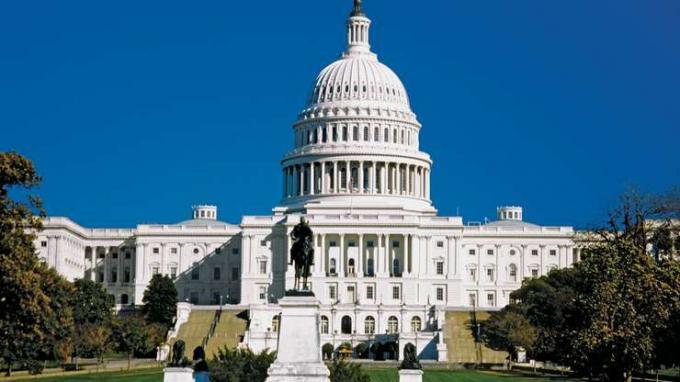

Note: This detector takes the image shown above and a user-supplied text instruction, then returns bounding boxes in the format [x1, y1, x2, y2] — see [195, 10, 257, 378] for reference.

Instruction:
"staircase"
[444, 311, 506, 364]
[171, 308, 248, 360]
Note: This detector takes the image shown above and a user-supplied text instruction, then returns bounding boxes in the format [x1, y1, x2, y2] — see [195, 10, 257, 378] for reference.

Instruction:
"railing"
[201, 307, 223, 349]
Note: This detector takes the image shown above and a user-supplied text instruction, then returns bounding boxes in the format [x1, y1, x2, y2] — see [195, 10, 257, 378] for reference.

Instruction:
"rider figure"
[290, 216, 314, 289]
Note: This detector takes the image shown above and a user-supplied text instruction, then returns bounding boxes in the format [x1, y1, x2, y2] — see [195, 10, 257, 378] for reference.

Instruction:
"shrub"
[355, 343, 369, 359]
[322, 343, 334, 360]
[209, 347, 275, 382]
[328, 359, 369, 382]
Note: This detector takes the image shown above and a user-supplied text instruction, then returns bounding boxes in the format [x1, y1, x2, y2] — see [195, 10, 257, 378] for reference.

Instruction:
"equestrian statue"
[289, 217, 314, 290]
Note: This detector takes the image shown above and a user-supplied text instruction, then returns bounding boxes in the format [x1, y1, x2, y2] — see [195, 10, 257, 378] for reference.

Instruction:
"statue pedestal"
[265, 293, 330, 382]
[399, 369, 424, 382]
[163, 367, 194, 382]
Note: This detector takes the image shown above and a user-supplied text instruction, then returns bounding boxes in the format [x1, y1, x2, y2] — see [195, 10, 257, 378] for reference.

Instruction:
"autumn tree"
[481, 304, 537, 368]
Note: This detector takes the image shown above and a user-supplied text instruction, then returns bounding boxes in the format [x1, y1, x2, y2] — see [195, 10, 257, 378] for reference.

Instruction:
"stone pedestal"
[194, 371, 210, 382]
[399, 369, 424, 382]
[265, 293, 330, 382]
[163, 367, 194, 382]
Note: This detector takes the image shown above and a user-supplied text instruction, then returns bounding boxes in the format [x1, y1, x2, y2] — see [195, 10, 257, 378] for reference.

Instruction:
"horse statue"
[290, 217, 314, 290]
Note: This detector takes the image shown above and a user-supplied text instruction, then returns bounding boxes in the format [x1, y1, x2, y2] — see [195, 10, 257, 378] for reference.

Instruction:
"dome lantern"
[345, 0, 372, 57]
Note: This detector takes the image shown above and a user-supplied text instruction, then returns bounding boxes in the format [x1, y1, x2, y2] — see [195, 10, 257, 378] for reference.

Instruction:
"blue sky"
[1, 0, 678, 229]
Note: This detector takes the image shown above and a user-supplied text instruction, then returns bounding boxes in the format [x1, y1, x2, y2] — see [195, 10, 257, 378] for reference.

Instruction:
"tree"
[0, 152, 63, 376]
[481, 304, 537, 368]
[82, 325, 111, 366]
[354, 342, 369, 359]
[72, 278, 114, 327]
[142, 274, 178, 329]
[328, 359, 370, 382]
[113, 316, 162, 370]
[322, 343, 334, 360]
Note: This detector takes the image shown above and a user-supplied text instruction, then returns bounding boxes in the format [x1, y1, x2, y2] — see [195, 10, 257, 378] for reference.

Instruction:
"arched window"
[330, 259, 337, 275]
[341, 316, 352, 334]
[411, 316, 422, 332]
[384, 128, 389, 142]
[387, 316, 399, 334]
[342, 126, 348, 141]
[272, 315, 280, 333]
[320, 315, 329, 334]
[392, 258, 400, 276]
[364, 316, 375, 334]
[353, 126, 358, 141]
[364, 126, 369, 141]
[374, 127, 379, 141]
[509, 264, 518, 282]
[120, 294, 129, 305]
[348, 259, 355, 275]
[401, 130, 405, 144]
[367, 258, 374, 276]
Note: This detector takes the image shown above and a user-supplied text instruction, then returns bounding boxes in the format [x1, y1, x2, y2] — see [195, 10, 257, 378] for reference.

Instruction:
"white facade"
[34, 1, 580, 360]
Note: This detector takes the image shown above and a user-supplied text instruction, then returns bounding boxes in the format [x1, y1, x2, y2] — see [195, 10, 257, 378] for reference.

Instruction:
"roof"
[484, 220, 541, 229]
[173, 218, 238, 228]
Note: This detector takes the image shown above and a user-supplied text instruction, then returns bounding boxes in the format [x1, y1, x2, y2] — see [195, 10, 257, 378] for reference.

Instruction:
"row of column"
[283, 161, 430, 199]
[88, 246, 133, 285]
[295, 124, 419, 149]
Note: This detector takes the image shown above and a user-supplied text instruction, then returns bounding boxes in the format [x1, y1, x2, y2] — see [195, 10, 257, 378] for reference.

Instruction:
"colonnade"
[282, 160, 430, 199]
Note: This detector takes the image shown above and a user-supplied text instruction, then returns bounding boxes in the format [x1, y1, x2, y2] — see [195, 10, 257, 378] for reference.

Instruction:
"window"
[367, 241, 374, 248]
[436, 261, 444, 275]
[469, 267, 477, 281]
[124, 267, 131, 283]
[509, 264, 517, 282]
[41, 241, 47, 247]
[436, 241, 444, 248]
[212, 292, 221, 305]
[98, 252, 105, 259]
[367, 258, 374, 276]
[392, 241, 400, 248]
[487, 293, 496, 307]
[510, 249, 516, 256]
[387, 316, 399, 334]
[213, 267, 221, 281]
[487, 268, 494, 282]
[261, 240, 268, 247]
[152, 266, 160, 276]
[272, 316, 280, 333]
[190, 292, 199, 304]
[111, 267, 117, 283]
[531, 268, 539, 278]
[347, 285, 356, 302]
[348, 241, 356, 247]
[121, 294, 129, 305]
[191, 264, 199, 280]
[258, 286, 267, 301]
[259, 260, 267, 274]
[366, 285, 374, 299]
[112, 252, 118, 259]
[329, 259, 337, 275]
[170, 267, 177, 280]
[329, 241, 337, 247]
[347, 259, 355, 275]
[215, 247, 221, 254]
[125, 252, 131, 259]
[232, 247, 240, 255]
[98, 271, 104, 283]
[487, 249, 494, 255]
[320, 316, 329, 334]
[532, 249, 539, 256]
[232, 267, 239, 280]
[193, 248, 199, 254]
[392, 286, 400, 300]
[364, 316, 375, 334]
[153, 248, 160, 254]
[329, 285, 337, 300]
[171, 248, 178, 254]
[392, 258, 400, 276]
[411, 316, 422, 332]
[341, 316, 352, 334]
[550, 249, 557, 256]
[436, 287, 444, 301]
[469, 249, 476, 255]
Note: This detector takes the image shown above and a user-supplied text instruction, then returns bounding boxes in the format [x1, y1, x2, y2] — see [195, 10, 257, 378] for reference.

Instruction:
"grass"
[2, 368, 163, 382]
[365, 369, 578, 382]
[5, 368, 580, 382]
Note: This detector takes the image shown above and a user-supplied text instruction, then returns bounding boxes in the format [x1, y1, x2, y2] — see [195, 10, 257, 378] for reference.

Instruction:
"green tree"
[0, 152, 65, 376]
[113, 316, 162, 370]
[322, 343, 334, 360]
[72, 278, 114, 326]
[142, 274, 178, 329]
[328, 359, 369, 382]
[481, 304, 537, 368]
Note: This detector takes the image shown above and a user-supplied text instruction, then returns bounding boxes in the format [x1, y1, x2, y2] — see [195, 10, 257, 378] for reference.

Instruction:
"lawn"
[4, 368, 579, 382]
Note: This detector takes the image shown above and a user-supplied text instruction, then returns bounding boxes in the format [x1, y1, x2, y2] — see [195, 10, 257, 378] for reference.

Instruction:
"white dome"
[307, 56, 410, 108]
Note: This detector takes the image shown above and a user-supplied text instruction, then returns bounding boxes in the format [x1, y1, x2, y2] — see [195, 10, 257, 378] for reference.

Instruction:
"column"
[321, 162, 326, 194]
[282, 168, 287, 198]
[299, 165, 304, 196]
[447, 236, 456, 277]
[292, 166, 298, 197]
[358, 234, 364, 276]
[345, 161, 351, 192]
[494, 244, 500, 285]
[242, 235, 252, 274]
[539, 245, 545, 276]
[520, 245, 527, 280]
[333, 161, 338, 193]
[370, 162, 377, 194]
[396, 163, 401, 195]
[91, 246, 97, 281]
[339, 234, 345, 276]
[310, 162, 315, 195]
[382, 234, 389, 275]
[425, 169, 430, 199]
[359, 161, 364, 193]
[320, 234, 326, 275]
[405, 165, 411, 196]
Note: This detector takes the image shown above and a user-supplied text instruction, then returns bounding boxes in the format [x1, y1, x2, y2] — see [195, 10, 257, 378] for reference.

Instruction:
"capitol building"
[35, 1, 579, 361]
